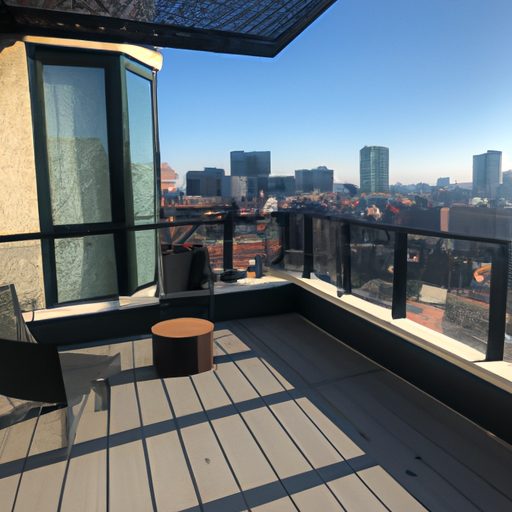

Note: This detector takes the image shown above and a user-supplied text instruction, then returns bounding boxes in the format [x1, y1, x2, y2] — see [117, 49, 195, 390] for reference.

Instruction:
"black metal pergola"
[0, 0, 338, 57]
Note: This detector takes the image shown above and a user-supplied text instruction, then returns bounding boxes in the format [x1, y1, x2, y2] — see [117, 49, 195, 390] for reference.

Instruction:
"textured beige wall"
[0, 40, 40, 234]
[0, 40, 45, 309]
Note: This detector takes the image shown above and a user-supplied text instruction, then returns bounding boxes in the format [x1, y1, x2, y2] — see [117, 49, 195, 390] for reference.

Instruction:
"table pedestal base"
[151, 318, 214, 378]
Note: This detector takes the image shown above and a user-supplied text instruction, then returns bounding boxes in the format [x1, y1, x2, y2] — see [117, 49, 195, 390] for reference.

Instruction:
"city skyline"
[157, 0, 512, 187]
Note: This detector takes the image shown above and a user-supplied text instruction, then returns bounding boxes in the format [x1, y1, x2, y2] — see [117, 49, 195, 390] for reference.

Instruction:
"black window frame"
[27, 44, 160, 307]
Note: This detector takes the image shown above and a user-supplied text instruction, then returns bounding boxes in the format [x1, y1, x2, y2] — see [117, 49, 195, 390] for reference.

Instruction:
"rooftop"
[3, 312, 512, 511]
[2, 9, 512, 512]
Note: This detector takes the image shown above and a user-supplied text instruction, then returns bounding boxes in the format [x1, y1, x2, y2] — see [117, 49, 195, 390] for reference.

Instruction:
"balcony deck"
[1, 313, 512, 512]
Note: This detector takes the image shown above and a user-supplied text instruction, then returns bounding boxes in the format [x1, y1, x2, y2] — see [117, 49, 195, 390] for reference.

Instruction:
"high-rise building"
[230, 176, 258, 201]
[498, 169, 512, 201]
[230, 151, 271, 177]
[186, 167, 225, 197]
[359, 146, 389, 194]
[295, 170, 314, 194]
[295, 166, 333, 194]
[472, 150, 502, 199]
[437, 177, 450, 188]
[268, 176, 296, 198]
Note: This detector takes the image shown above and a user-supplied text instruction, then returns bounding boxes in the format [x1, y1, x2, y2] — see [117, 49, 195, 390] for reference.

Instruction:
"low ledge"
[27, 282, 297, 345]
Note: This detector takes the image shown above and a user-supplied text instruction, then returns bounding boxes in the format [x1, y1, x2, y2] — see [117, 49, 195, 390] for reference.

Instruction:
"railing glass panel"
[233, 218, 267, 270]
[350, 226, 394, 308]
[279, 213, 304, 272]
[313, 218, 338, 286]
[405, 235, 495, 357]
[160, 221, 224, 269]
[264, 217, 282, 268]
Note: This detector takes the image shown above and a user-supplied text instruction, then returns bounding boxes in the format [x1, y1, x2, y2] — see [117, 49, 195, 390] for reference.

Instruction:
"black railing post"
[392, 232, 408, 319]
[303, 214, 314, 278]
[283, 212, 291, 253]
[223, 211, 234, 270]
[335, 221, 342, 297]
[486, 243, 508, 361]
[341, 223, 352, 295]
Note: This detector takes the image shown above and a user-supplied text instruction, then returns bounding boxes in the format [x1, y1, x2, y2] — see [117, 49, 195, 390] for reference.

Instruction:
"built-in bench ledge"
[21, 276, 291, 324]
[270, 267, 512, 396]
[214, 274, 288, 294]
[23, 285, 160, 322]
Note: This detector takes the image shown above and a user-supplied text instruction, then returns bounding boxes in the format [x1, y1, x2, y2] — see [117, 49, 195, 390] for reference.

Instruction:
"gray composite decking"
[1, 312, 512, 511]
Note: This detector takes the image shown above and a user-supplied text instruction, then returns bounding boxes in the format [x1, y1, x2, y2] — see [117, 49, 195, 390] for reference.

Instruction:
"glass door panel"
[125, 69, 157, 290]
[43, 65, 112, 225]
[42, 64, 118, 302]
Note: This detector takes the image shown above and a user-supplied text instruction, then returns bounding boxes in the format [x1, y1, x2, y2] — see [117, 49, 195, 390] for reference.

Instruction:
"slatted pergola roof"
[0, 0, 338, 57]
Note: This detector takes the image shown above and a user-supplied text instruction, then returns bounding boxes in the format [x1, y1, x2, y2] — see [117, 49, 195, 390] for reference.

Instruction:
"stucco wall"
[0, 40, 45, 310]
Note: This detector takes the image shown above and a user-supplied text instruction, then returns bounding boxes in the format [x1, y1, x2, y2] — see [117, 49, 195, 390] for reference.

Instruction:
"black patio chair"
[0, 284, 121, 439]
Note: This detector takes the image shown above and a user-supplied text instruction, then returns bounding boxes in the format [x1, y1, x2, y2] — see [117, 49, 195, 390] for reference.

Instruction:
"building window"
[28, 45, 158, 306]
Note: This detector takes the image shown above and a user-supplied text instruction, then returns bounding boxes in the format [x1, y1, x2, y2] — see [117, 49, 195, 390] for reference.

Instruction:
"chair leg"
[65, 393, 89, 457]
[92, 379, 108, 412]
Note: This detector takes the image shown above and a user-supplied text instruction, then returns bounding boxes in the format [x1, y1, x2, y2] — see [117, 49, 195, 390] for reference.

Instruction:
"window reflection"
[126, 70, 157, 290]
[43, 65, 112, 225]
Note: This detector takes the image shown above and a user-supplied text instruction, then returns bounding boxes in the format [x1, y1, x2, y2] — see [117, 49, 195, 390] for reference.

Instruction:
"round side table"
[151, 318, 214, 378]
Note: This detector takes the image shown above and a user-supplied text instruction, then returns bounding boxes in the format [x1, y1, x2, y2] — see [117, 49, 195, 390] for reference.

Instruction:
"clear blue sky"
[157, 0, 512, 188]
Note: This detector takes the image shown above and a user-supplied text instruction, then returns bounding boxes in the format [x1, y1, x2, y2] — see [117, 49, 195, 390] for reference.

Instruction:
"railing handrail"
[0, 216, 232, 244]
[273, 210, 512, 247]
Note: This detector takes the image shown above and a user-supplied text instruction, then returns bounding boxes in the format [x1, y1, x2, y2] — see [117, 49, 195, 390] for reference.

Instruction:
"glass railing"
[405, 236, 496, 359]
[5, 206, 509, 363]
[0, 211, 277, 314]
[271, 211, 511, 363]
[160, 210, 271, 271]
[350, 225, 395, 309]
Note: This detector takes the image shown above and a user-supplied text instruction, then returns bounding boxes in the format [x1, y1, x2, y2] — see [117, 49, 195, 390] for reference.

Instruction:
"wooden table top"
[151, 318, 214, 338]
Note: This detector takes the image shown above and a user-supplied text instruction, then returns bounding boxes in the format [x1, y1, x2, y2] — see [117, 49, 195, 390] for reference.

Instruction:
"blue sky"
[157, 0, 512, 187]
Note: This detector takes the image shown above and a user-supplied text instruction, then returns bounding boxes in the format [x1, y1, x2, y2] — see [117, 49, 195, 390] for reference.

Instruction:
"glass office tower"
[359, 146, 389, 194]
[472, 150, 502, 199]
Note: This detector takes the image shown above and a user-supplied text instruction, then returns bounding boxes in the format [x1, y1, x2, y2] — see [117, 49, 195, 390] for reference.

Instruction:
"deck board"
[364, 369, 512, 499]
[108, 366, 154, 512]
[234, 315, 512, 511]
[0, 413, 38, 512]
[192, 369, 296, 512]
[229, 319, 430, 511]
[317, 381, 475, 512]
[334, 372, 512, 511]
[133, 338, 153, 369]
[212, 351, 344, 511]
[13, 409, 67, 512]
[289, 395, 389, 511]
[164, 376, 248, 512]
[136, 375, 200, 512]
[217, 335, 390, 512]
[239, 314, 378, 384]
[60, 391, 108, 512]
